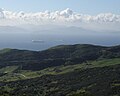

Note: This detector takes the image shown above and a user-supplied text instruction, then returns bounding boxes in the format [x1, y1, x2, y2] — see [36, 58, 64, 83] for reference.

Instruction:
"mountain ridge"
[0, 44, 120, 71]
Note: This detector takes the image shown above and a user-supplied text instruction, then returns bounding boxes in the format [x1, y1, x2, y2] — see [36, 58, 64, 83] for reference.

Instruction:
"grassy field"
[0, 58, 120, 82]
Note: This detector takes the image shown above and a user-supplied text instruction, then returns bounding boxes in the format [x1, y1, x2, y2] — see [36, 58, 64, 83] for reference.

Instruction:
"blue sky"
[0, 0, 120, 14]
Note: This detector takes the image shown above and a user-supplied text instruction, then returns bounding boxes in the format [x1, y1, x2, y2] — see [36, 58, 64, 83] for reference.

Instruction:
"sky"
[0, 0, 120, 14]
[0, 0, 120, 31]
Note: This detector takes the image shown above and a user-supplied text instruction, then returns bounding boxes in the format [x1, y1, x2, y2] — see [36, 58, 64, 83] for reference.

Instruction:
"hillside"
[1, 44, 120, 61]
[0, 44, 120, 70]
[1, 64, 120, 96]
[0, 44, 120, 96]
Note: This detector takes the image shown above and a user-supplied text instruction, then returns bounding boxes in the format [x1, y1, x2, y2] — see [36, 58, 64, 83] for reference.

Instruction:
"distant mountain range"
[0, 25, 120, 50]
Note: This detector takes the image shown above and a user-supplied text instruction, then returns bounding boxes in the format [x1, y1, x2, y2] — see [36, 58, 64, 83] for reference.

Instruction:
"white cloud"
[0, 8, 120, 31]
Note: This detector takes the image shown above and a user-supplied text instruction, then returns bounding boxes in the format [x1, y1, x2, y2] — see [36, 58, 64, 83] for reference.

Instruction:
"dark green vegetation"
[0, 44, 120, 96]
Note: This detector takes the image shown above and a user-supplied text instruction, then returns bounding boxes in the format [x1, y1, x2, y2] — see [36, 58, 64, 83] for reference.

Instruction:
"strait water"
[0, 29, 120, 51]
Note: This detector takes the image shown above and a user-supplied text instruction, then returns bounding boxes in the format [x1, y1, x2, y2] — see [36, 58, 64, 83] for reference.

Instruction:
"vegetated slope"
[0, 44, 120, 96]
[1, 64, 120, 96]
[0, 44, 120, 70]
[0, 57, 120, 82]
[41, 44, 120, 60]
[0, 48, 39, 61]
[1, 44, 120, 62]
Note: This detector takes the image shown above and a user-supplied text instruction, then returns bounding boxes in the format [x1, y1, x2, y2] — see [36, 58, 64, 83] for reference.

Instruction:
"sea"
[0, 28, 120, 51]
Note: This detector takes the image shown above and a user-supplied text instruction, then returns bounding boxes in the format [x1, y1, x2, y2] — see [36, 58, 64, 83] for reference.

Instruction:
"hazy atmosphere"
[0, 0, 120, 50]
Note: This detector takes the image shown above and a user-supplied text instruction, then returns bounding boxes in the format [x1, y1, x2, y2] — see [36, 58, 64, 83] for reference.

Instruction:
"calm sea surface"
[0, 31, 120, 51]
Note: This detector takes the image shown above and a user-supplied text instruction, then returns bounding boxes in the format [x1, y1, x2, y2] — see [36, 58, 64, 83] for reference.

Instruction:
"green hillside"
[0, 44, 120, 70]
[0, 44, 120, 96]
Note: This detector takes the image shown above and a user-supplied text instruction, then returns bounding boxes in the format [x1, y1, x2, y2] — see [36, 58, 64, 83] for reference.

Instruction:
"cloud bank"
[0, 8, 120, 31]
